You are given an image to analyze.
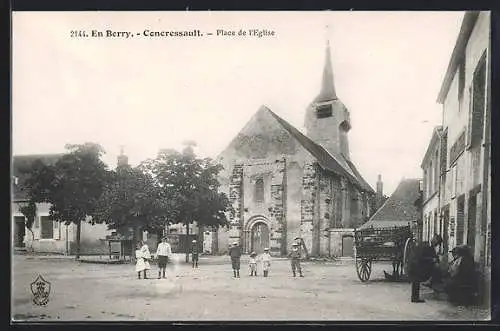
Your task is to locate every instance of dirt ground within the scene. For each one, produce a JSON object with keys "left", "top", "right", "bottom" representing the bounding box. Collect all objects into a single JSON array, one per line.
[{"left": 11, "top": 254, "right": 490, "bottom": 321}]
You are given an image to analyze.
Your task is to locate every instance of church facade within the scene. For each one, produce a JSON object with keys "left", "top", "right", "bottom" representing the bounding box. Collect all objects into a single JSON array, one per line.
[{"left": 214, "top": 42, "right": 376, "bottom": 257}]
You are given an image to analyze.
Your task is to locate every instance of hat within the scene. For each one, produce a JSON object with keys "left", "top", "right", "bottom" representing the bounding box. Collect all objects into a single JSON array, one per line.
[
  {"left": 292, "top": 243, "right": 299, "bottom": 246},
  {"left": 250, "top": 251, "right": 257, "bottom": 256},
  {"left": 233, "top": 242, "right": 238, "bottom": 245},
  {"left": 192, "top": 240, "right": 197, "bottom": 243},
  {"left": 264, "top": 248, "right": 269, "bottom": 251}
]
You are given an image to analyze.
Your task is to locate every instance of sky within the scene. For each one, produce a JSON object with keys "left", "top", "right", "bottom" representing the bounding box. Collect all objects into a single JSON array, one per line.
[{"left": 12, "top": 11, "right": 464, "bottom": 196}]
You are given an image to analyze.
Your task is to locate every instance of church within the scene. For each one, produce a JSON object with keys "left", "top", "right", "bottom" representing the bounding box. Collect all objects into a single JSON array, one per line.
[{"left": 214, "top": 41, "right": 376, "bottom": 257}]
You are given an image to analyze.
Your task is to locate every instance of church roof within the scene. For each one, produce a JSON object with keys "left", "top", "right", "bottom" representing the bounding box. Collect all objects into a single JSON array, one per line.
[
  {"left": 342, "top": 156, "right": 375, "bottom": 194},
  {"left": 314, "top": 41, "right": 338, "bottom": 103},
  {"left": 12, "top": 154, "right": 64, "bottom": 201},
  {"left": 265, "top": 107, "right": 373, "bottom": 193},
  {"left": 358, "top": 178, "right": 421, "bottom": 230}
]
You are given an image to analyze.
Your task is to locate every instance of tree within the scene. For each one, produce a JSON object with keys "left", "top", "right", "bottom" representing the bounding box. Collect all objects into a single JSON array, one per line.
[
  {"left": 23, "top": 143, "right": 110, "bottom": 259},
  {"left": 17, "top": 200, "right": 37, "bottom": 252},
  {"left": 146, "top": 143, "right": 230, "bottom": 262},
  {"left": 93, "top": 163, "right": 170, "bottom": 252}
]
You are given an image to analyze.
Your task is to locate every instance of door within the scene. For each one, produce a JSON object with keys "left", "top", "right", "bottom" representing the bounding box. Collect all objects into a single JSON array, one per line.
[
  {"left": 442, "top": 208, "right": 450, "bottom": 263},
  {"left": 251, "top": 222, "right": 269, "bottom": 254},
  {"left": 342, "top": 235, "right": 354, "bottom": 257},
  {"left": 14, "top": 216, "right": 26, "bottom": 247},
  {"left": 467, "top": 194, "right": 477, "bottom": 256}
]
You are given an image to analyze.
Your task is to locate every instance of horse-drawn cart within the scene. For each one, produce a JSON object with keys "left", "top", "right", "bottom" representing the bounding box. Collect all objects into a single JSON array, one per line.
[{"left": 353, "top": 225, "right": 415, "bottom": 282}]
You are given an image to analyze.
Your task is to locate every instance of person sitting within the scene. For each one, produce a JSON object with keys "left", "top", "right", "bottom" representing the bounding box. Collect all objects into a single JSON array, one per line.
[
  {"left": 421, "top": 234, "right": 443, "bottom": 288},
  {"left": 443, "top": 245, "right": 476, "bottom": 305}
]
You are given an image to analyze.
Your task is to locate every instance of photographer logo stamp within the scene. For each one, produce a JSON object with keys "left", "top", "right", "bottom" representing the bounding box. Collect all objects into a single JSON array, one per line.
[{"left": 30, "top": 275, "right": 51, "bottom": 306}]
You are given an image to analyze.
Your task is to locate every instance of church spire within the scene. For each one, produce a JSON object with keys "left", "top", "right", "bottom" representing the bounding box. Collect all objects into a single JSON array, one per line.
[
  {"left": 314, "top": 33, "right": 337, "bottom": 103},
  {"left": 117, "top": 145, "right": 129, "bottom": 167}
]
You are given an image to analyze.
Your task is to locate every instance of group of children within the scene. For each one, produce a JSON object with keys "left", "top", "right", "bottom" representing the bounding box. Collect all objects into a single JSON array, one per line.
[
  {"left": 135, "top": 236, "right": 196, "bottom": 279},
  {"left": 229, "top": 241, "right": 304, "bottom": 278},
  {"left": 135, "top": 237, "right": 305, "bottom": 279}
]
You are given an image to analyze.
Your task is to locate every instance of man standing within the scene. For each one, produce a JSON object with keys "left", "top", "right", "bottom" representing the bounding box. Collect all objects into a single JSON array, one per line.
[
  {"left": 229, "top": 242, "right": 241, "bottom": 278},
  {"left": 288, "top": 242, "right": 304, "bottom": 277},
  {"left": 191, "top": 239, "right": 199, "bottom": 268},
  {"left": 154, "top": 237, "right": 172, "bottom": 279},
  {"left": 407, "top": 234, "right": 442, "bottom": 302}
]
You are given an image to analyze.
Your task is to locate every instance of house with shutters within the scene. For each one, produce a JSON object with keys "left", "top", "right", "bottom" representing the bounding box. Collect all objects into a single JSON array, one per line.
[
  {"left": 214, "top": 40, "right": 376, "bottom": 257},
  {"left": 420, "top": 11, "right": 490, "bottom": 305},
  {"left": 12, "top": 154, "right": 113, "bottom": 255}
]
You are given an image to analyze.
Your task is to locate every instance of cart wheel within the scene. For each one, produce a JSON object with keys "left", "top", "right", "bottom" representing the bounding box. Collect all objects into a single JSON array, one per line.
[
  {"left": 355, "top": 257, "right": 372, "bottom": 282},
  {"left": 402, "top": 237, "right": 416, "bottom": 276}
]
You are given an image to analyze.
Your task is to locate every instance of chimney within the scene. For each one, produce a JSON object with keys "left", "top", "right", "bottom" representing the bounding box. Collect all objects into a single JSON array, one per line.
[{"left": 376, "top": 174, "right": 383, "bottom": 208}]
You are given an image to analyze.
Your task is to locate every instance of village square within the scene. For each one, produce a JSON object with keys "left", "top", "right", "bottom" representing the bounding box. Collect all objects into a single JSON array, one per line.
[{"left": 12, "top": 11, "right": 491, "bottom": 321}]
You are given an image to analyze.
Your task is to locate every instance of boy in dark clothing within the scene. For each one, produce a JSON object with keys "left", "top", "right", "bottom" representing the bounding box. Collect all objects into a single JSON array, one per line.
[
  {"left": 288, "top": 243, "right": 304, "bottom": 277},
  {"left": 229, "top": 242, "right": 241, "bottom": 278},
  {"left": 407, "top": 235, "right": 442, "bottom": 303},
  {"left": 191, "top": 240, "right": 199, "bottom": 268}
]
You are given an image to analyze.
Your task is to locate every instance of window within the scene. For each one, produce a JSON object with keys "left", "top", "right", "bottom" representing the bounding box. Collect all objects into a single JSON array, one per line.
[
  {"left": 428, "top": 161, "right": 433, "bottom": 197},
  {"left": 451, "top": 165, "right": 457, "bottom": 198},
  {"left": 254, "top": 178, "right": 264, "bottom": 202},
  {"left": 458, "top": 60, "right": 465, "bottom": 102},
  {"left": 468, "top": 52, "right": 487, "bottom": 148},
  {"left": 456, "top": 196, "right": 465, "bottom": 245},
  {"left": 441, "top": 131, "right": 448, "bottom": 180},
  {"left": 423, "top": 170, "right": 428, "bottom": 199},
  {"left": 316, "top": 104, "right": 332, "bottom": 118},
  {"left": 40, "top": 216, "right": 54, "bottom": 239},
  {"left": 434, "top": 150, "right": 439, "bottom": 193}
]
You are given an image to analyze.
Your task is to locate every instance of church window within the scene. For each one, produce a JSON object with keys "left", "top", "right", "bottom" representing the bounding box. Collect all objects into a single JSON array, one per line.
[
  {"left": 254, "top": 178, "right": 264, "bottom": 202},
  {"left": 316, "top": 104, "right": 332, "bottom": 118}
]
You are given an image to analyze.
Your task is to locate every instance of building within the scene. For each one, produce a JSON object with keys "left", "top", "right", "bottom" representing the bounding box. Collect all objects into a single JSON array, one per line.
[
  {"left": 420, "top": 126, "right": 449, "bottom": 256},
  {"left": 422, "top": 11, "right": 490, "bottom": 303},
  {"left": 12, "top": 154, "right": 112, "bottom": 255},
  {"left": 358, "top": 178, "right": 421, "bottom": 235},
  {"left": 215, "top": 41, "right": 376, "bottom": 257}
]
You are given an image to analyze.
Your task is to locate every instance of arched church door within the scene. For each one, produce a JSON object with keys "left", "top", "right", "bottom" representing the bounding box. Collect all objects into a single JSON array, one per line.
[{"left": 251, "top": 222, "right": 269, "bottom": 254}]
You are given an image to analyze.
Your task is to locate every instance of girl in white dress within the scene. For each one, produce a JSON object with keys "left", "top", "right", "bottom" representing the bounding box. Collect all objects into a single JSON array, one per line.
[{"left": 135, "top": 241, "right": 151, "bottom": 279}]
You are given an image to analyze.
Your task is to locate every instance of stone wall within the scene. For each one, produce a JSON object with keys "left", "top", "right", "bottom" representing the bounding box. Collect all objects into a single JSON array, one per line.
[
  {"left": 318, "top": 171, "right": 332, "bottom": 255},
  {"left": 300, "top": 162, "right": 316, "bottom": 254},
  {"left": 228, "top": 164, "right": 244, "bottom": 246},
  {"left": 269, "top": 160, "right": 286, "bottom": 255}
]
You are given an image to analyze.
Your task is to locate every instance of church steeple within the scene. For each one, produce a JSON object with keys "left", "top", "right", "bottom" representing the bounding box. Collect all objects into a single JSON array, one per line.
[
  {"left": 304, "top": 33, "right": 352, "bottom": 160},
  {"left": 117, "top": 146, "right": 129, "bottom": 168},
  {"left": 314, "top": 40, "right": 337, "bottom": 103}
]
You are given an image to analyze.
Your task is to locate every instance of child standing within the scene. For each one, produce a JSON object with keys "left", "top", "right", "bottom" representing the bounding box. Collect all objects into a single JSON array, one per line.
[
  {"left": 191, "top": 240, "right": 199, "bottom": 268},
  {"left": 249, "top": 252, "right": 258, "bottom": 276},
  {"left": 260, "top": 247, "right": 271, "bottom": 277},
  {"left": 140, "top": 240, "right": 151, "bottom": 279},
  {"left": 135, "top": 242, "right": 148, "bottom": 279},
  {"left": 154, "top": 237, "right": 172, "bottom": 279},
  {"left": 229, "top": 242, "right": 241, "bottom": 278},
  {"left": 288, "top": 242, "right": 304, "bottom": 277}
]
